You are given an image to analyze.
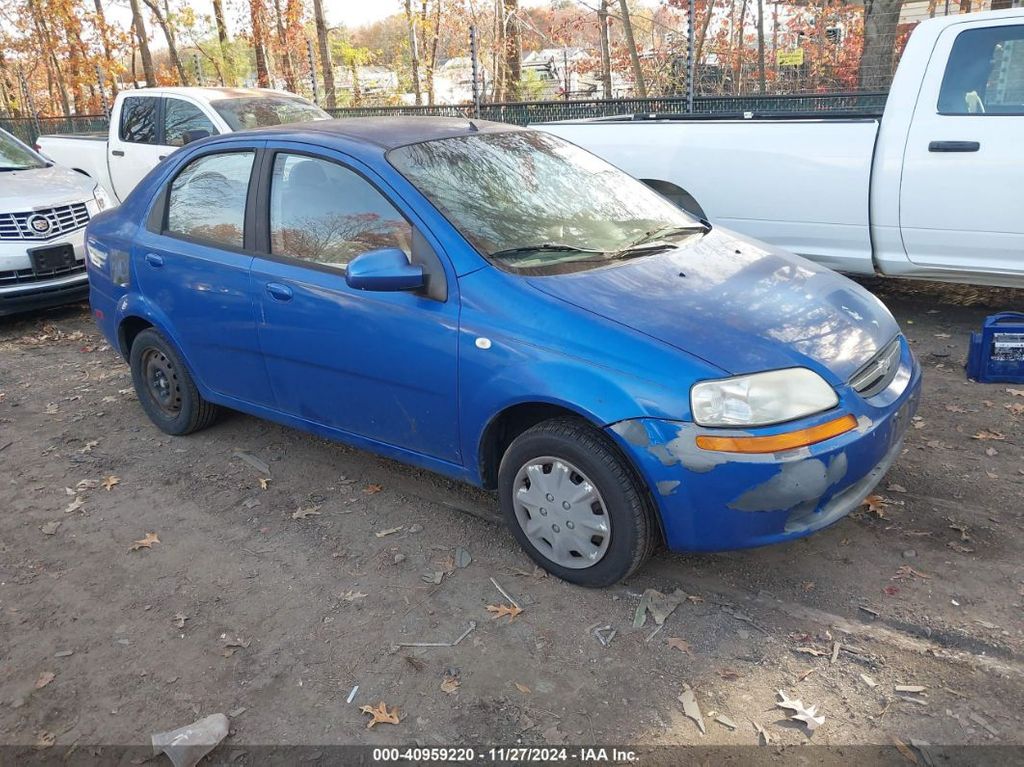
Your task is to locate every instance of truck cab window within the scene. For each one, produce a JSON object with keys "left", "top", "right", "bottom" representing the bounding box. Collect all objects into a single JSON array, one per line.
[
  {"left": 938, "top": 25, "right": 1024, "bottom": 115},
  {"left": 119, "top": 97, "right": 158, "bottom": 144},
  {"left": 163, "top": 99, "right": 217, "bottom": 147}
]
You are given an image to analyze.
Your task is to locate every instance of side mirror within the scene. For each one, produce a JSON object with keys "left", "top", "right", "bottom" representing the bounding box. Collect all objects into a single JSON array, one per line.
[
  {"left": 346, "top": 248, "right": 423, "bottom": 292},
  {"left": 181, "top": 129, "right": 211, "bottom": 145}
]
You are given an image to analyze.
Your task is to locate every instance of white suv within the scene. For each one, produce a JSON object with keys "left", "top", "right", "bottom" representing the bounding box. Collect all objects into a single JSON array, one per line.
[{"left": 0, "top": 128, "right": 111, "bottom": 316}]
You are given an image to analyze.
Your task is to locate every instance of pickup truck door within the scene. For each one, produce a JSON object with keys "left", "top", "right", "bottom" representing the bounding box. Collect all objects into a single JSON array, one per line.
[
  {"left": 108, "top": 95, "right": 166, "bottom": 201},
  {"left": 899, "top": 19, "right": 1024, "bottom": 276}
]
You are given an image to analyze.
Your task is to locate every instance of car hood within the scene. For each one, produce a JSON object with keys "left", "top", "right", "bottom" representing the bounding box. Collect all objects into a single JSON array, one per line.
[
  {"left": 525, "top": 227, "right": 900, "bottom": 383},
  {"left": 0, "top": 164, "right": 95, "bottom": 212}
]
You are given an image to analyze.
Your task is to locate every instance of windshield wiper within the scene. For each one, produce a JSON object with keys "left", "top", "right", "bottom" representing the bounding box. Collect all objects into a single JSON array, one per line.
[
  {"left": 0, "top": 166, "right": 36, "bottom": 172},
  {"left": 612, "top": 223, "right": 711, "bottom": 257},
  {"left": 489, "top": 243, "right": 605, "bottom": 259}
]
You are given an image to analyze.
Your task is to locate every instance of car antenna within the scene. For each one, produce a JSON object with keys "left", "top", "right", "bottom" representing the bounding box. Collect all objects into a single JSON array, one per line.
[{"left": 468, "top": 120, "right": 479, "bottom": 132}]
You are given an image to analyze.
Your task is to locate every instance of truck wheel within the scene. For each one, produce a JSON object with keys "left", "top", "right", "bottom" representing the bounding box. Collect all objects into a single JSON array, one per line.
[
  {"left": 129, "top": 328, "right": 218, "bottom": 435},
  {"left": 497, "top": 418, "right": 657, "bottom": 587}
]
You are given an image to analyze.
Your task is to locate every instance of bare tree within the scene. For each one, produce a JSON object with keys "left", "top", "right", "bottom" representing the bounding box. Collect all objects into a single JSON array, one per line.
[
  {"left": 127, "top": 0, "right": 157, "bottom": 86},
  {"left": 143, "top": 0, "right": 189, "bottom": 84},
  {"left": 404, "top": 0, "right": 422, "bottom": 105},
  {"left": 859, "top": 0, "right": 903, "bottom": 89},
  {"left": 502, "top": 0, "right": 521, "bottom": 101},
  {"left": 597, "top": 0, "right": 612, "bottom": 98},
  {"left": 312, "top": 0, "right": 335, "bottom": 107},
  {"left": 212, "top": 0, "right": 236, "bottom": 85},
  {"left": 617, "top": 0, "right": 646, "bottom": 97}
]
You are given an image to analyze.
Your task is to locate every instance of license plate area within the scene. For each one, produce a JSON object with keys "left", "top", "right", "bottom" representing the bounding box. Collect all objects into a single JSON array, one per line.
[{"left": 28, "top": 243, "right": 76, "bottom": 274}]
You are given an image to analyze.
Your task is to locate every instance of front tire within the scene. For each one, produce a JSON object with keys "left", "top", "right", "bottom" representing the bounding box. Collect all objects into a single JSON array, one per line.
[
  {"left": 498, "top": 418, "right": 657, "bottom": 587},
  {"left": 129, "top": 328, "right": 218, "bottom": 436}
]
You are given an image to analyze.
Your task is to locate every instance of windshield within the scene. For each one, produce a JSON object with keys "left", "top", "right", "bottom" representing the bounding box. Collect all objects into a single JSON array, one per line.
[
  {"left": 0, "top": 129, "right": 47, "bottom": 171},
  {"left": 211, "top": 96, "right": 330, "bottom": 130},
  {"left": 387, "top": 130, "right": 705, "bottom": 274}
]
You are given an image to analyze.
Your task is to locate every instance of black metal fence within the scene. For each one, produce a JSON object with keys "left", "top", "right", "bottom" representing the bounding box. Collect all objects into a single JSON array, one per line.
[{"left": 1, "top": 91, "right": 888, "bottom": 145}]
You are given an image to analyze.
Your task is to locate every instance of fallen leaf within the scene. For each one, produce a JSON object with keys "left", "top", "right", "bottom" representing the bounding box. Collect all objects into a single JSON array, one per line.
[
  {"left": 686, "top": 594, "right": 704, "bottom": 604},
  {"left": 678, "top": 684, "right": 705, "bottom": 734},
  {"left": 861, "top": 494, "right": 888, "bottom": 518},
  {"left": 892, "top": 736, "right": 919, "bottom": 764},
  {"left": 34, "top": 730, "right": 55, "bottom": 750},
  {"left": 861, "top": 673, "right": 878, "bottom": 688},
  {"left": 45, "top": 403, "right": 59, "bottom": 414},
  {"left": 172, "top": 613, "right": 188, "bottom": 628},
  {"left": 944, "top": 404, "right": 966, "bottom": 413},
  {"left": 342, "top": 590, "right": 367, "bottom": 601},
  {"left": 421, "top": 571, "right": 444, "bottom": 585},
  {"left": 985, "top": 446, "right": 999, "bottom": 457},
  {"left": 751, "top": 719, "right": 771, "bottom": 745},
  {"left": 801, "top": 581, "right": 815, "bottom": 592},
  {"left": 129, "top": 532, "right": 160, "bottom": 552},
  {"left": 946, "top": 541, "right": 974, "bottom": 554},
  {"left": 292, "top": 505, "right": 321, "bottom": 519},
  {"left": 76, "top": 479, "right": 99, "bottom": 491},
  {"left": 258, "top": 477, "right": 270, "bottom": 490},
  {"left": 80, "top": 440, "right": 99, "bottom": 453},
  {"left": 102, "top": 475, "right": 120, "bottom": 491},
  {"left": 364, "top": 484, "right": 383, "bottom": 494},
  {"left": 776, "top": 689, "right": 825, "bottom": 732},
  {"left": 486, "top": 603, "right": 523, "bottom": 621},
  {"left": 714, "top": 713, "right": 737, "bottom": 730},
  {"left": 884, "top": 585, "right": 900, "bottom": 596},
  {"left": 440, "top": 675, "right": 460, "bottom": 694},
  {"left": 1005, "top": 403, "right": 1024, "bottom": 416},
  {"left": 64, "top": 496, "right": 85, "bottom": 514},
  {"left": 514, "top": 682, "right": 531, "bottom": 694},
  {"left": 40, "top": 521, "right": 61, "bottom": 535},
  {"left": 888, "top": 483, "right": 907, "bottom": 493},
  {"left": 666, "top": 637, "right": 692, "bottom": 654},
  {"left": 375, "top": 526, "right": 403, "bottom": 538},
  {"left": 892, "top": 565, "right": 931, "bottom": 581},
  {"left": 972, "top": 430, "right": 1006, "bottom": 441},
  {"left": 34, "top": 671, "right": 55, "bottom": 689},
  {"left": 1007, "top": 388, "right": 1024, "bottom": 397},
  {"left": 360, "top": 701, "right": 399, "bottom": 729}
]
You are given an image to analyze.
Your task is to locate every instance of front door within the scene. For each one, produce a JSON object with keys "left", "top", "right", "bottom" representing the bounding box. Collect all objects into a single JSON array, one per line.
[
  {"left": 133, "top": 145, "right": 274, "bottom": 407},
  {"left": 251, "top": 147, "right": 461, "bottom": 462},
  {"left": 900, "top": 19, "right": 1024, "bottom": 277}
]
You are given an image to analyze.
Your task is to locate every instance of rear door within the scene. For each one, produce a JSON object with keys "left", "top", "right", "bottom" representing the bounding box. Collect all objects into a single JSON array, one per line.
[
  {"left": 108, "top": 95, "right": 166, "bottom": 201},
  {"left": 132, "top": 143, "right": 274, "bottom": 407},
  {"left": 900, "top": 19, "right": 1024, "bottom": 276}
]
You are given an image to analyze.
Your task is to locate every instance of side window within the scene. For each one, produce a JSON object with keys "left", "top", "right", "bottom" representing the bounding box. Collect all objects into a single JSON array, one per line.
[
  {"left": 119, "top": 97, "right": 158, "bottom": 144},
  {"left": 163, "top": 98, "right": 217, "bottom": 147},
  {"left": 269, "top": 153, "right": 412, "bottom": 270},
  {"left": 938, "top": 25, "right": 1024, "bottom": 115},
  {"left": 166, "top": 152, "right": 254, "bottom": 248}
]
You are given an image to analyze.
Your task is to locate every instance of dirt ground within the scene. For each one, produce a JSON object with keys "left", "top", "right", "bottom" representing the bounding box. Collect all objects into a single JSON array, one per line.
[{"left": 1, "top": 277, "right": 1022, "bottom": 763}]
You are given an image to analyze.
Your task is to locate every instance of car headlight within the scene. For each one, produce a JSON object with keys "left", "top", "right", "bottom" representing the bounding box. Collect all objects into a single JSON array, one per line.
[
  {"left": 92, "top": 184, "right": 112, "bottom": 211},
  {"left": 690, "top": 368, "right": 838, "bottom": 427}
]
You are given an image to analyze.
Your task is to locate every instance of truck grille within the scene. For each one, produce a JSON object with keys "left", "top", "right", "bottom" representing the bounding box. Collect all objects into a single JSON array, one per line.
[
  {"left": 0, "top": 262, "right": 86, "bottom": 286},
  {"left": 849, "top": 336, "right": 902, "bottom": 398},
  {"left": 0, "top": 202, "right": 91, "bottom": 241}
]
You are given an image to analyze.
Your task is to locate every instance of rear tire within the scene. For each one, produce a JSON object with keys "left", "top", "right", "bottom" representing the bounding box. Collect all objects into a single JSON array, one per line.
[
  {"left": 498, "top": 417, "right": 657, "bottom": 587},
  {"left": 129, "top": 328, "right": 218, "bottom": 435}
]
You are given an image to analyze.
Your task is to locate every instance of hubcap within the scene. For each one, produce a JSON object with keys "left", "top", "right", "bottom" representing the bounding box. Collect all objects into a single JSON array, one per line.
[
  {"left": 141, "top": 348, "right": 182, "bottom": 417},
  {"left": 511, "top": 457, "right": 610, "bottom": 569}
]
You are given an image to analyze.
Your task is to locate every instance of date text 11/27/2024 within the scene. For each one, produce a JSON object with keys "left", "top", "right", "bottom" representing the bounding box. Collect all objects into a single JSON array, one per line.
[{"left": 372, "top": 747, "right": 639, "bottom": 762}]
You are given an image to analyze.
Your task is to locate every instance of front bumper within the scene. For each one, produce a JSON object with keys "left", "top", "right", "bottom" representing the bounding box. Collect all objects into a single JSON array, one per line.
[
  {"left": 608, "top": 337, "right": 922, "bottom": 552},
  {"left": 0, "top": 227, "right": 88, "bottom": 316}
]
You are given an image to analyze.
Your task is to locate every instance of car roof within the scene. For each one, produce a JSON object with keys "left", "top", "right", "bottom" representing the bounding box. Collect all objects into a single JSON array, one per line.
[{"left": 231, "top": 116, "right": 525, "bottom": 150}]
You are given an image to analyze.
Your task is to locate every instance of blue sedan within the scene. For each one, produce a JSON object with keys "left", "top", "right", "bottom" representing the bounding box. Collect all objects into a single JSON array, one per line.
[{"left": 84, "top": 118, "right": 921, "bottom": 586}]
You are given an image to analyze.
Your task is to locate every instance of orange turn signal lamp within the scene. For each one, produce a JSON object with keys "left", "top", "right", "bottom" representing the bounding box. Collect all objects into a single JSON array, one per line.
[{"left": 695, "top": 413, "right": 858, "bottom": 454}]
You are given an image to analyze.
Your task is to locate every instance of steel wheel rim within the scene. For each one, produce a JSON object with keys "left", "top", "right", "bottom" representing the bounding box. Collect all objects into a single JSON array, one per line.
[
  {"left": 511, "top": 456, "right": 611, "bottom": 569},
  {"left": 141, "top": 347, "right": 182, "bottom": 417}
]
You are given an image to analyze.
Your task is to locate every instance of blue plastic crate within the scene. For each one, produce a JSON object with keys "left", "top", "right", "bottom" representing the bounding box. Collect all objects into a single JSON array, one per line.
[{"left": 966, "top": 312, "right": 1024, "bottom": 383}]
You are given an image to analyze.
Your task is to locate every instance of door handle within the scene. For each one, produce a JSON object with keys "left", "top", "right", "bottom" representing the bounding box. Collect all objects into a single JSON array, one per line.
[
  {"left": 265, "top": 282, "right": 293, "bottom": 301},
  {"left": 928, "top": 140, "right": 980, "bottom": 152},
  {"left": 145, "top": 253, "right": 164, "bottom": 268},
  {"left": 111, "top": 149, "right": 125, "bottom": 157}
]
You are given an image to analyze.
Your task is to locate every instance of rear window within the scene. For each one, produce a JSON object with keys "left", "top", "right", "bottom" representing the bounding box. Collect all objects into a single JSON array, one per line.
[
  {"left": 120, "top": 96, "right": 159, "bottom": 144},
  {"left": 938, "top": 25, "right": 1024, "bottom": 115},
  {"left": 211, "top": 96, "right": 329, "bottom": 130}
]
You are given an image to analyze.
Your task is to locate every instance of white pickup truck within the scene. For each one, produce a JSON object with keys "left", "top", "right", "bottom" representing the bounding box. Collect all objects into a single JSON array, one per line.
[
  {"left": 539, "top": 9, "right": 1024, "bottom": 288},
  {"left": 37, "top": 87, "right": 329, "bottom": 204}
]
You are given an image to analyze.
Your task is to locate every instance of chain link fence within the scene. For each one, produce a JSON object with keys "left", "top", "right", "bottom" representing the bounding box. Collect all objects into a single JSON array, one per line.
[{"left": 0, "top": 115, "right": 108, "bottom": 146}]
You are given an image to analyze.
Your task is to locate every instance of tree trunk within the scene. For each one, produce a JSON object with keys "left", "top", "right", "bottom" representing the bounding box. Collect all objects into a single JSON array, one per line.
[
  {"left": 617, "top": 0, "right": 646, "bottom": 97},
  {"left": 92, "top": 0, "right": 118, "bottom": 96},
  {"left": 424, "top": 0, "right": 441, "bottom": 106},
  {"left": 734, "top": 0, "right": 748, "bottom": 92},
  {"left": 502, "top": 0, "right": 521, "bottom": 101},
  {"left": 859, "top": 0, "right": 902, "bottom": 90},
  {"left": 29, "top": 0, "right": 73, "bottom": 115},
  {"left": 492, "top": 0, "right": 503, "bottom": 101},
  {"left": 598, "top": 0, "right": 612, "bottom": 98},
  {"left": 273, "top": 0, "right": 297, "bottom": 92},
  {"left": 404, "top": 0, "right": 422, "bottom": 105},
  {"left": 212, "top": 0, "right": 236, "bottom": 85},
  {"left": 312, "top": 0, "right": 335, "bottom": 107},
  {"left": 697, "top": 0, "right": 714, "bottom": 69},
  {"left": 250, "top": 0, "right": 271, "bottom": 88},
  {"left": 757, "top": 0, "right": 766, "bottom": 94},
  {"left": 143, "top": 0, "right": 189, "bottom": 84},
  {"left": 350, "top": 60, "right": 361, "bottom": 105},
  {"left": 127, "top": 0, "right": 157, "bottom": 87}
]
